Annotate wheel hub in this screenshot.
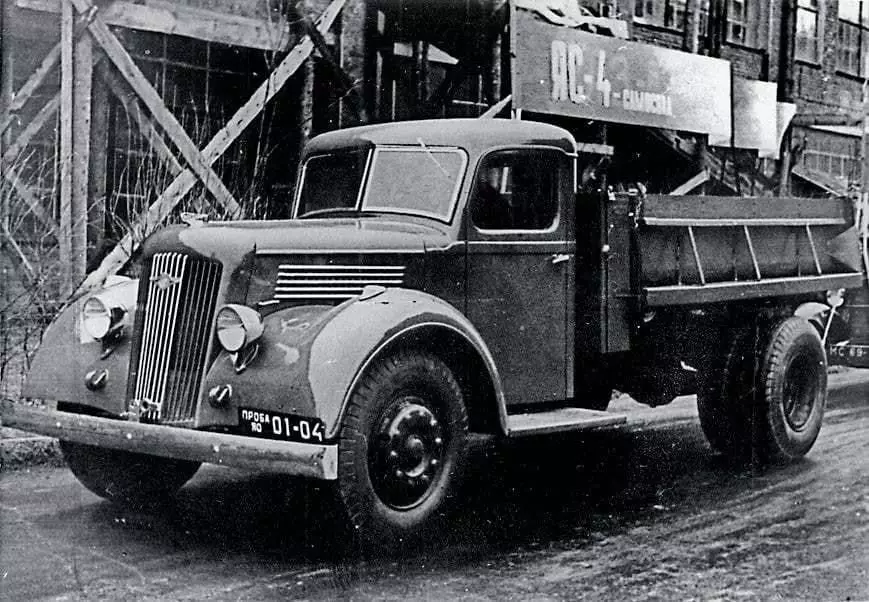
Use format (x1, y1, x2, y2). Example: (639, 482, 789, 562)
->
(783, 353, 817, 431)
(372, 397, 445, 509)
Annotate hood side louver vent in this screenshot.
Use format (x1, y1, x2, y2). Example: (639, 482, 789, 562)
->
(272, 264, 406, 303)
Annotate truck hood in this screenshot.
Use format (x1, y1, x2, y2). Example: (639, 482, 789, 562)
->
(142, 217, 452, 263)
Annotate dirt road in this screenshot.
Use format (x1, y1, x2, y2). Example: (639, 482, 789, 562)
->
(2, 377, 867, 601)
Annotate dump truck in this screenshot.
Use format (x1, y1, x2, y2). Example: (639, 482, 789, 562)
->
(4, 118, 868, 543)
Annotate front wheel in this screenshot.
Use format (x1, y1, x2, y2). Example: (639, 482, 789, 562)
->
(337, 350, 469, 546)
(60, 441, 200, 505)
(757, 317, 827, 463)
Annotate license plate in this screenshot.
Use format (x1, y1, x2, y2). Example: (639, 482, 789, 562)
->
(238, 408, 326, 443)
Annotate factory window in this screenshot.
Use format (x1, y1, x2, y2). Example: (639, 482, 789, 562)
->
(726, 0, 750, 45)
(837, 0, 868, 76)
(802, 131, 860, 182)
(796, 0, 821, 62)
(634, 0, 711, 34)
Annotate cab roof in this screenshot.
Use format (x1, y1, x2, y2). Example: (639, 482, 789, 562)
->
(303, 118, 577, 157)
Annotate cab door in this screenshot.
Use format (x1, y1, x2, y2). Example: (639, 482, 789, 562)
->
(466, 148, 572, 407)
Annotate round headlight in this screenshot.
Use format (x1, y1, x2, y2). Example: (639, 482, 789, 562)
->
(216, 305, 264, 353)
(216, 307, 246, 352)
(82, 297, 112, 339)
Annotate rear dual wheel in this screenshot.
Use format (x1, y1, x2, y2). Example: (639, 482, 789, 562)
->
(337, 350, 469, 546)
(758, 317, 827, 462)
(697, 317, 826, 464)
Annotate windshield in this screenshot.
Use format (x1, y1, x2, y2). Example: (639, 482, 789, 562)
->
(295, 145, 466, 222)
(295, 149, 370, 217)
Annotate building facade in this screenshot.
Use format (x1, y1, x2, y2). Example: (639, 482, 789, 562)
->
(1, 0, 866, 288)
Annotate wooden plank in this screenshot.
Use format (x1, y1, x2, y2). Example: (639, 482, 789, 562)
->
(669, 169, 709, 195)
(0, 46, 60, 138)
(1, 91, 61, 235)
(59, 0, 75, 294)
(576, 142, 614, 155)
(301, 13, 365, 121)
(71, 27, 92, 287)
(479, 94, 512, 119)
(644, 273, 866, 307)
(339, 0, 374, 127)
(16, 0, 291, 51)
(1, 94, 60, 167)
(76, 0, 346, 293)
(0, 6, 95, 136)
(69, 0, 241, 218)
(87, 69, 109, 257)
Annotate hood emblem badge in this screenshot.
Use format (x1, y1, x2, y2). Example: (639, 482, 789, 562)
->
(152, 272, 182, 291)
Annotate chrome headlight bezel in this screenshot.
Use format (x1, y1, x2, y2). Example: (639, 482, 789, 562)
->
(80, 278, 137, 342)
(215, 304, 264, 353)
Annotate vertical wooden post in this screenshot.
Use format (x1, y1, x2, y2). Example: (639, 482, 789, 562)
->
(299, 47, 315, 160)
(417, 41, 429, 109)
(1, 48, 13, 238)
(88, 73, 108, 265)
(341, 0, 374, 126)
(60, 0, 75, 293)
(60, 0, 91, 293)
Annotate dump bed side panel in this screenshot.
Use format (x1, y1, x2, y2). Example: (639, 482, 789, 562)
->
(636, 195, 863, 307)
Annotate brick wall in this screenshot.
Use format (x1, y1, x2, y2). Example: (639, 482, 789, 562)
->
(793, 0, 865, 116)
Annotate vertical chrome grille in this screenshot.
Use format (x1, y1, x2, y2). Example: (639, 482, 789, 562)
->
(132, 252, 222, 424)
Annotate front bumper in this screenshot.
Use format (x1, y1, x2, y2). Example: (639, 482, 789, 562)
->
(0, 400, 337, 480)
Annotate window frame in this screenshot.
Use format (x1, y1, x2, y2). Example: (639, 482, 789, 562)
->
(837, 0, 868, 76)
(725, 0, 751, 45)
(293, 149, 373, 218)
(796, 0, 822, 63)
(802, 130, 861, 182)
(470, 147, 565, 235)
(361, 146, 468, 223)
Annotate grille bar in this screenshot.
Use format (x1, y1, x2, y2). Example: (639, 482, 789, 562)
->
(272, 263, 405, 301)
(132, 253, 221, 424)
(272, 264, 406, 303)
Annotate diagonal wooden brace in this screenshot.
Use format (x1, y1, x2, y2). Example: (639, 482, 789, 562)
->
(76, 0, 347, 295)
(67, 0, 240, 218)
(0, 6, 97, 137)
(1, 95, 61, 235)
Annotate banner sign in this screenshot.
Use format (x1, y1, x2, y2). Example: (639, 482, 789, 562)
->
(512, 8, 732, 140)
(710, 79, 795, 157)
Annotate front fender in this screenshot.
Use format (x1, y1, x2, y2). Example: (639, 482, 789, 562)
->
(22, 284, 134, 416)
(200, 288, 504, 439)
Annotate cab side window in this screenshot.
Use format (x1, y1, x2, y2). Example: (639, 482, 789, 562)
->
(471, 149, 559, 231)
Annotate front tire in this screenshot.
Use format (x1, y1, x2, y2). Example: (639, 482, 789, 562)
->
(757, 317, 826, 463)
(337, 350, 469, 546)
(60, 441, 200, 505)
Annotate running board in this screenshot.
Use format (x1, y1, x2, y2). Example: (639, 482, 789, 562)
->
(505, 408, 626, 437)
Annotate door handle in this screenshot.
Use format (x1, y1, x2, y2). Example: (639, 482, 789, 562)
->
(550, 253, 572, 265)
